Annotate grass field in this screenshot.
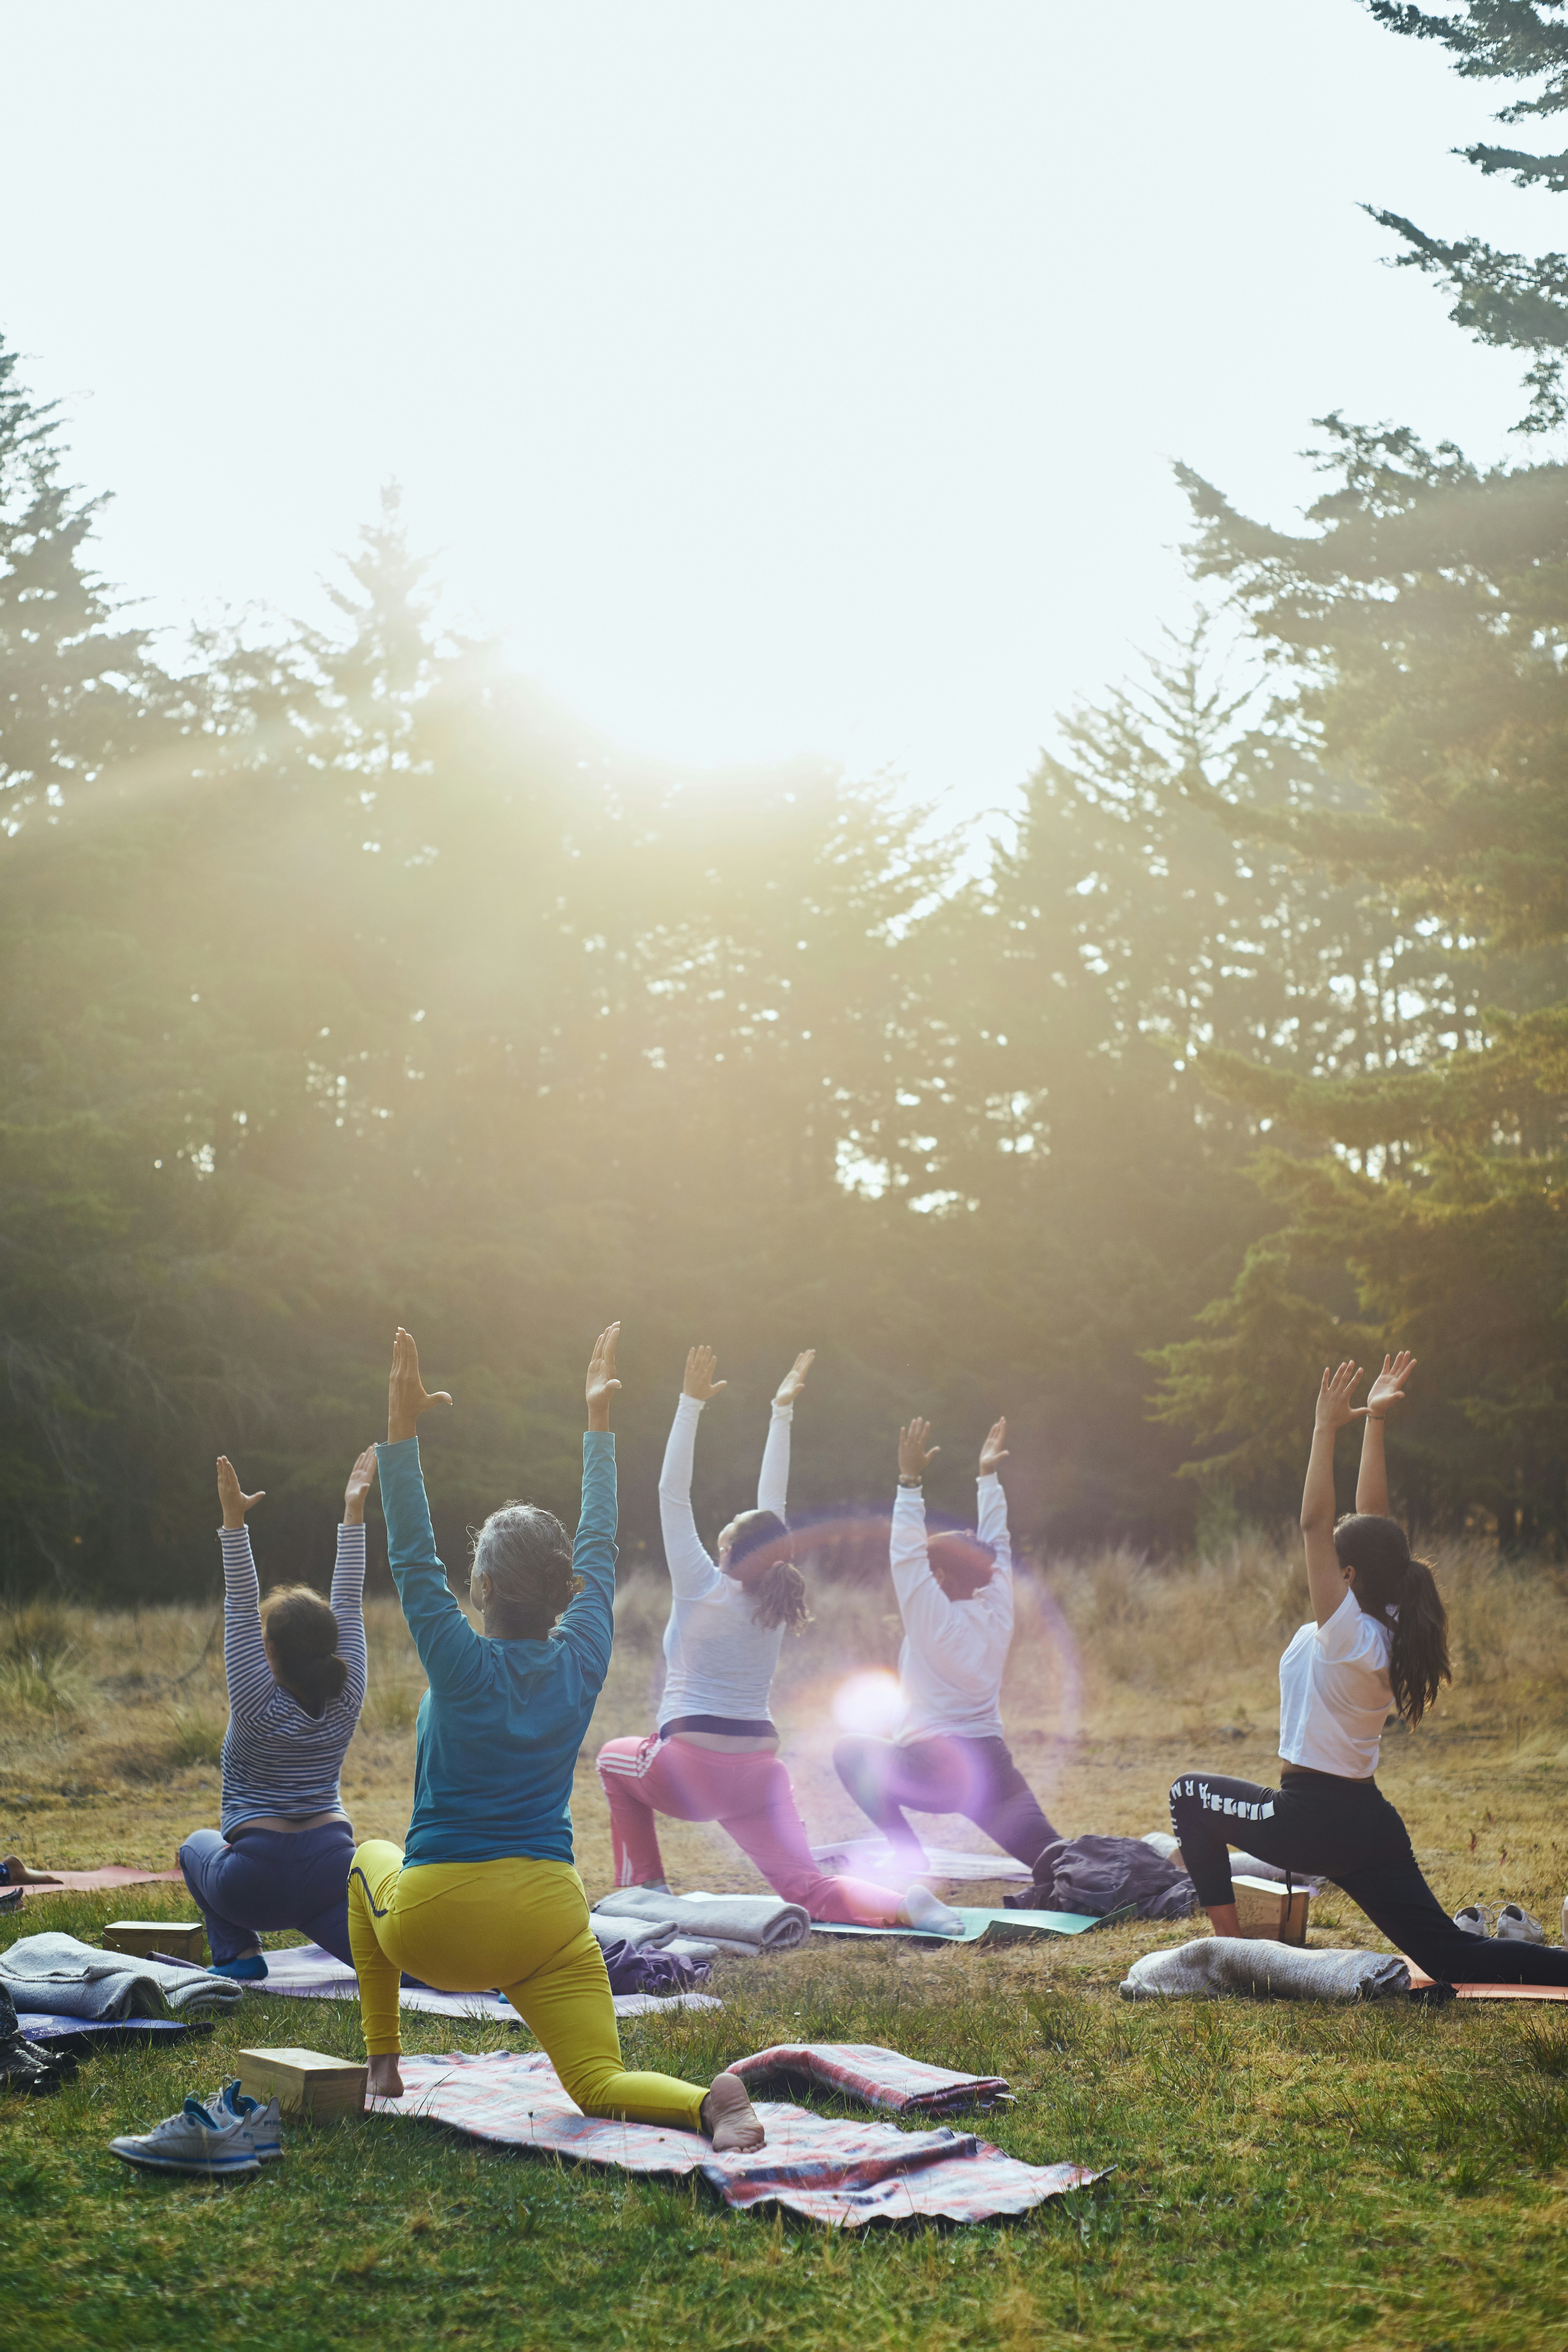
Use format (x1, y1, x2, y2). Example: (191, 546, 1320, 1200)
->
(2, 1534, 1568, 2350)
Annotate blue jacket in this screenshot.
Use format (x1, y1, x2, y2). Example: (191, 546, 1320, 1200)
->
(376, 1431, 616, 1866)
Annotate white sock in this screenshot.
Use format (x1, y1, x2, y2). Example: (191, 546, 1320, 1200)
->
(902, 1883, 964, 1936)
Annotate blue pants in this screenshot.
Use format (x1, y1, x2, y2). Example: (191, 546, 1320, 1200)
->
(178, 1822, 356, 1967)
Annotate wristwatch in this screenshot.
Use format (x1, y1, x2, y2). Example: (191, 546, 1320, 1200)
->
(898, 1475, 922, 1489)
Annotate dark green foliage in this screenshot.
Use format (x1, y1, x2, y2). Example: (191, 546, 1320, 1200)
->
(1367, 3, 1568, 427)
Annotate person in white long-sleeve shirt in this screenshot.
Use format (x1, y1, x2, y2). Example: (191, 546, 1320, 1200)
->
(833, 1414, 1059, 1873)
(596, 1347, 956, 1929)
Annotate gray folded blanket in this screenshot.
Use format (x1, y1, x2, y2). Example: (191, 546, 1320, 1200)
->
(592, 1888, 810, 1953)
(0, 1931, 243, 2019)
(585, 1913, 719, 1963)
(1120, 1936, 1410, 2002)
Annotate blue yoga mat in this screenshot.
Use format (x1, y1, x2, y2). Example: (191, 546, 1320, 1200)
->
(810, 1906, 1113, 1944)
(21, 2014, 201, 2044)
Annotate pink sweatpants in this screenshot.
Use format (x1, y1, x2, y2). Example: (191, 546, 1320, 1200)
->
(595, 1735, 908, 1926)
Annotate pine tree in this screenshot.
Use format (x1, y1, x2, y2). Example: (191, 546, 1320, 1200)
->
(1366, 2, 1568, 429)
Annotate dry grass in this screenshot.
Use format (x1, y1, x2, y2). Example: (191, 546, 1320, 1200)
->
(4, 1530, 1566, 1932)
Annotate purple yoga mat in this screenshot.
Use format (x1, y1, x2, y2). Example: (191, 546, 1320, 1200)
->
(22, 2014, 199, 2044)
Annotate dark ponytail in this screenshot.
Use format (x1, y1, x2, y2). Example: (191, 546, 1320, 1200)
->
(728, 1510, 813, 1636)
(1333, 1514, 1451, 1727)
(261, 1584, 349, 1718)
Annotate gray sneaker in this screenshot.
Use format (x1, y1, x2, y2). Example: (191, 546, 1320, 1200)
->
(1496, 1904, 1546, 1944)
(1452, 1904, 1494, 1938)
(109, 2096, 260, 2177)
(211, 2076, 283, 2160)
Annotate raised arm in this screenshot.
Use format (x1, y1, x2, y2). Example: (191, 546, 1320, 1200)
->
(757, 1349, 814, 1520)
(657, 1346, 725, 1599)
(329, 1443, 377, 1711)
(1301, 1361, 1363, 1627)
(975, 1416, 1013, 1569)
(377, 1328, 483, 1698)
(216, 1455, 274, 1724)
(552, 1325, 622, 1689)
(1356, 1351, 1415, 1518)
(889, 1418, 1001, 1677)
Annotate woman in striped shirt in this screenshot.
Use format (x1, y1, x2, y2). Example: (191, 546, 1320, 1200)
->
(177, 1445, 374, 1978)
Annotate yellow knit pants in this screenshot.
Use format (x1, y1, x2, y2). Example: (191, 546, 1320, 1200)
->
(346, 1840, 708, 2131)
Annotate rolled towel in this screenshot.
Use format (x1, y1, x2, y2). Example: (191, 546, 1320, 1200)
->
(592, 1887, 809, 1952)
(0, 1931, 243, 2020)
(1120, 1936, 1410, 2003)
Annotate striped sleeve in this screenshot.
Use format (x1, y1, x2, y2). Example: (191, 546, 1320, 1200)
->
(220, 1526, 276, 1724)
(330, 1524, 369, 1712)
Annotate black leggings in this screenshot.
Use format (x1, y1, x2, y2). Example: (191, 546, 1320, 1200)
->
(1170, 1768, 1568, 1988)
(833, 1733, 1058, 1871)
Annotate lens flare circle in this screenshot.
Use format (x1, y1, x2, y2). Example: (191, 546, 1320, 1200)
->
(830, 1667, 904, 1736)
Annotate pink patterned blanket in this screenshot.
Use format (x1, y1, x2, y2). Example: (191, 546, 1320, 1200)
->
(370, 2049, 1099, 2226)
(730, 2043, 1011, 2116)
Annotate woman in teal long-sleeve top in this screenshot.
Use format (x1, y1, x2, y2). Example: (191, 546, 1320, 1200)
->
(348, 1324, 765, 2152)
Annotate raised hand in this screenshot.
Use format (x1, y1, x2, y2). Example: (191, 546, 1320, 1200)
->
(586, 1323, 622, 1432)
(899, 1417, 940, 1481)
(216, 1456, 265, 1531)
(387, 1327, 454, 1445)
(773, 1350, 816, 1408)
(1365, 1351, 1417, 1419)
(1313, 1360, 1365, 1435)
(978, 1417, 1009, 1476)
(343, 1445, 379, 1525)
(683, 1344, 727, 1403)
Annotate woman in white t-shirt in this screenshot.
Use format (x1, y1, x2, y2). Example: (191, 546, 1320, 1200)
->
(1170, 1353, 1568, 1988)
(595, 1347, 955, 1929)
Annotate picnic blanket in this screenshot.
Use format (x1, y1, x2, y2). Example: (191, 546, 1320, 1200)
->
(371, 2048, 1100, 2226)
(811, 1906, 1109, 1945)
(0, 1931, 243, 2020)
(592, 1888, 809, 1954)
(730, 2044, 1011, 2116)
(811, 1840, 1031, 1885)
(1120, 1937, 1409, 2002)
(256, 1940, 720, 2019)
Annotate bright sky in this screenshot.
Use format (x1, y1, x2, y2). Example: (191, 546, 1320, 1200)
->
(1, 2, 1556, 824)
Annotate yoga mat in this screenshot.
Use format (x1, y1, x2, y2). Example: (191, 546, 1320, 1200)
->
(812, 1840, 1031, 1885)
(21, 2014, 202, 2045)
(810, 1906, 1114, 1945)
(1, 1868, 185, 1895)
(371, 2048, 1102, 2226)
(1404, 1964, 1568, 2002)
(255, 1941, 722, 2018)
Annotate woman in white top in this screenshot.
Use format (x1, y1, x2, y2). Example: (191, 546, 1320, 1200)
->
(595, 1347, 955, 1929)
(1171, 1354, 1568, 1987)
(833, 1415, 1059, 1871)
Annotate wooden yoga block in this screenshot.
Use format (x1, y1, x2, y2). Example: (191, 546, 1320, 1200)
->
(1232, 1875, 1310, 1946)
(238, 2046, 368, 2124)
(102, 1920, 208, 1962)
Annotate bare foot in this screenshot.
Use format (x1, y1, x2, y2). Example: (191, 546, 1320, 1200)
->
(701, 2069, 764, 2154)
(366, 2053, 405, 2100)
(2, 1856, 60, 1886)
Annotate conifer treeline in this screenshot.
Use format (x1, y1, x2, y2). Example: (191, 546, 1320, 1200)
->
(6, 2, 1568, 1593)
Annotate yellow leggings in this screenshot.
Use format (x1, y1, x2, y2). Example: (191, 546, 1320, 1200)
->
(346, 1841, 708, 2131)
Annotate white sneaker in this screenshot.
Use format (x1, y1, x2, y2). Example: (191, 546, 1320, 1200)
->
(211, 2076, 284, 2160)
(109, 2096, 260, 2177)
(1496, 1904, 1546, 1945)
(1452, 1904, 1494, 1938)
(903, 1884, 965, 1936)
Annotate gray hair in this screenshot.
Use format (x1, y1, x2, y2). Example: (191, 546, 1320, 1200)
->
(470, 1501, 577, 1632)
